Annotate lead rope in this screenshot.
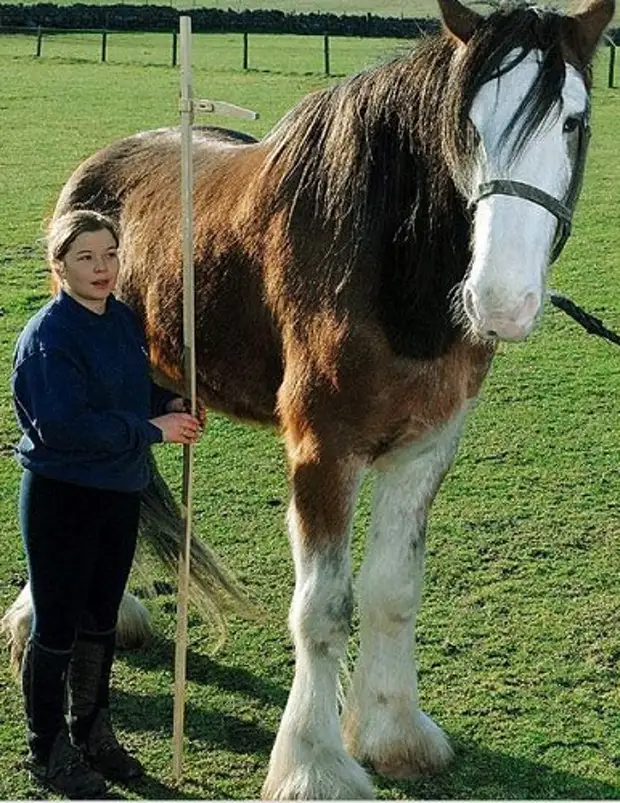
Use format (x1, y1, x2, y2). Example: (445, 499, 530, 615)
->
(548, 290, 620, 347)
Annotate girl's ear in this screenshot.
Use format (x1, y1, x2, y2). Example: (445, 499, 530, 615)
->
(51, 259, 66, 279)
(49, 262, 65, 295)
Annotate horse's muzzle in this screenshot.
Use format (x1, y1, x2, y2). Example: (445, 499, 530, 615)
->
(463, 287, 540, 342)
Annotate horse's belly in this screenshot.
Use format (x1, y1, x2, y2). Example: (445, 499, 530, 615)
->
(197, 358, 282, 425)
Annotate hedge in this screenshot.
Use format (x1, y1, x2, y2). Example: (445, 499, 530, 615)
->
(0, 4, 616, 44)
(0, 4, 440, 36)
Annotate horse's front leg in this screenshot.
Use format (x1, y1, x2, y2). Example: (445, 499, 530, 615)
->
(342, 410, 467, 779)
(262, 441, 373, 800)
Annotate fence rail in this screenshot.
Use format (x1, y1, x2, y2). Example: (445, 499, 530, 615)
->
(0, 25, 402, 74)
(0, 24, 617, 83)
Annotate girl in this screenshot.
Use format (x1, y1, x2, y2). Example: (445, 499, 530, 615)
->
(12, 209, 201, 799)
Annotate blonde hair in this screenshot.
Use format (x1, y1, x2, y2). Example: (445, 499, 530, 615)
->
(47, 210, 120, 294)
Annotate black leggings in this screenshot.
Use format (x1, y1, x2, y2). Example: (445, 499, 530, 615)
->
(20, 470, 141, 651)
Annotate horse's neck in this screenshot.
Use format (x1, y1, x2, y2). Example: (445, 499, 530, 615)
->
(374, 152, 471, 359)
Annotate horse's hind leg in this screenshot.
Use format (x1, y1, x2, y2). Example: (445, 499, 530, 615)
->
(1, 583, 34, 675)
(342, 410, 467, 779)
(2, 584, 151, 677)
(262, 437, 374, 800)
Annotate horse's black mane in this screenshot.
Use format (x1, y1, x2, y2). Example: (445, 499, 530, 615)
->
(263, 4, 577, 359)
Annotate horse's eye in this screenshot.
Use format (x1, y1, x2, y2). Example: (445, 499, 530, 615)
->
(563, 116, 580, 134)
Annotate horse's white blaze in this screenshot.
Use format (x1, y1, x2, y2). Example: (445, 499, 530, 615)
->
(263, 498, 374, 800)
(343, 407, 469, 775)
(465, 52, 589, 341)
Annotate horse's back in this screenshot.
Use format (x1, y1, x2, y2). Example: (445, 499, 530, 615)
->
(54, 126, 258, 221)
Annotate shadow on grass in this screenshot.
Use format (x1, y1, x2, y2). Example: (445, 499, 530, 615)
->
(117, 631, 288, 708)
(100, 716, 620, 801)
(114, 637, 620, 798)
(109, 773, 198, 801)
(112, 685, 275, 756)
(372, 736, 620, 800)
(18, 760, 193, 802)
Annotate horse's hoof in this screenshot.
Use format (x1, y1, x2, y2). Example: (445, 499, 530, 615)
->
(262, 751, 375, 800)
(347, 709, 454, 779)
(372, 758, 419, 780)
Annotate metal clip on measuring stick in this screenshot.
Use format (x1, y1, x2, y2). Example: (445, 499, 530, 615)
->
(177, 97, 259, 120)
(196, 99, 259, 120)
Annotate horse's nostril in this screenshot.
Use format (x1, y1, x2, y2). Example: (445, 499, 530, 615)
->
(487, 330, 498, 338)
(515, 292, 539, 326)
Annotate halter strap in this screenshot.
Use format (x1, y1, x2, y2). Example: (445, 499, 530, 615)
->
(473, 113, 590, 264)
(474, 179, 573, 263)
(475, 180, 572, 226)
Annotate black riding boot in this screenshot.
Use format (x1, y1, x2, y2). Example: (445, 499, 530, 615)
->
(22, 639, 107, 800)
(69, 630, 143, 783)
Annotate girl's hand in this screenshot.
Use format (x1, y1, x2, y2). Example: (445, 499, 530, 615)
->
(165, 397, 207, 428)
(150, 412, 201, 444)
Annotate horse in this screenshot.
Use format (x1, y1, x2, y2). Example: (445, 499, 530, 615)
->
(3, 0, 614, 797)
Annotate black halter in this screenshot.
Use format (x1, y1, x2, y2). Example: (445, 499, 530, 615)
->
(474, 104, 591, 264)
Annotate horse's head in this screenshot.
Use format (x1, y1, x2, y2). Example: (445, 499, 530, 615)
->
(439, 0, 614, 342)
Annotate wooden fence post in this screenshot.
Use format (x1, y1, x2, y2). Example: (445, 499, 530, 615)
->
(323, 32, 330, 76)
(608, 42, 616, 89)
(35, 26, 43, 57)
(243, 31, 248, 70)
(101, 29, 107, 62)
(172, 29, 178, 67)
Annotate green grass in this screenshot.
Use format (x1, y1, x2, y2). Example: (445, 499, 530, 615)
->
(5, 29, 414, 75)
(0, 32, 619, 801)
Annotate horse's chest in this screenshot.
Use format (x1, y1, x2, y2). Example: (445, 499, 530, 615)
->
(370, 341, 493, 457)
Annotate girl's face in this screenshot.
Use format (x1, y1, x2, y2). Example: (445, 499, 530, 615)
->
(57, 228, 120, 314)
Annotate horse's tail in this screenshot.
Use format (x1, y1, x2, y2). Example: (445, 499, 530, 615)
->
(136, 451, 253, 643)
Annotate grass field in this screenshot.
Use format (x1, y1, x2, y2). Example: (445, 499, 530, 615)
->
(0, 28, 619, 802)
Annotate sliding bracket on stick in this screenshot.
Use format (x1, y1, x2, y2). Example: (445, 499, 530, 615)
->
(195, 98, 259, 120)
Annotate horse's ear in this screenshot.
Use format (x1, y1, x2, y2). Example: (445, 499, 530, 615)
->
(563, 0, 615, 65)
(437, 0, 482, 44)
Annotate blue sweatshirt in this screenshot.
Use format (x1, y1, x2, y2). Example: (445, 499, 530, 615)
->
(12, 290, 176, 492)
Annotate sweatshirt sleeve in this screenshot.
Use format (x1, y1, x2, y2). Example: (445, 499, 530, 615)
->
(13, 348, 163, 453)
(150, 382, 180, 417)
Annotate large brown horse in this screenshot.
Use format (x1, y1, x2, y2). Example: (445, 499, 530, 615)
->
(4, 0, 615, 797)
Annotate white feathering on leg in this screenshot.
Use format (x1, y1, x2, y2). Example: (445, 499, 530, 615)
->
(2, 584, 151, 677)
(343, 408, 471, 779)
(1, 583, 33, 676)
(116, 592, 152, 651)
(263, 501, 374, 801)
